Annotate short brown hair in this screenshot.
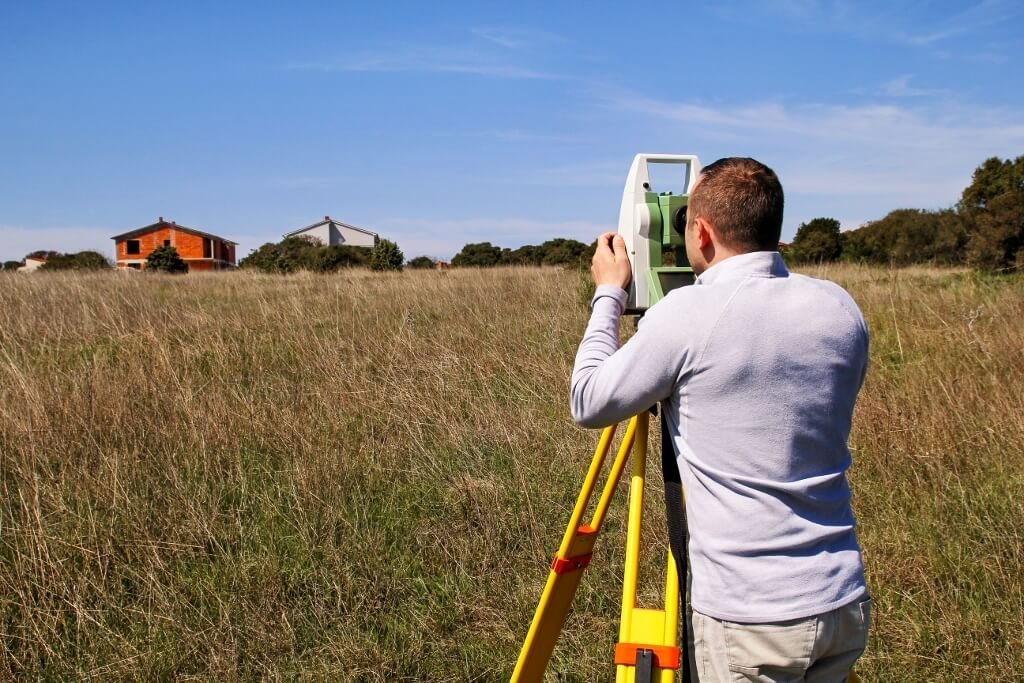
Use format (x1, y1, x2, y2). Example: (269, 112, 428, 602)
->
(689, 157, 784, 251)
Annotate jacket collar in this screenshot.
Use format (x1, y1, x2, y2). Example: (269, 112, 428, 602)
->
(695, 251, 789, 285)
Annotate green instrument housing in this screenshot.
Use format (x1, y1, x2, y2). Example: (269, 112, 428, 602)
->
(643, 191, 695, 308)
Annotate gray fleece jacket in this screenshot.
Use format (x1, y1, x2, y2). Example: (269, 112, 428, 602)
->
(571, 251, 868, 622)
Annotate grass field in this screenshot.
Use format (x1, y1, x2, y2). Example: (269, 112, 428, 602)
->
(1, 265, 1022, 681)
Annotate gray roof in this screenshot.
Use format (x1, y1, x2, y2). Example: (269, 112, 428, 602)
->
(284, 217, 378, 239)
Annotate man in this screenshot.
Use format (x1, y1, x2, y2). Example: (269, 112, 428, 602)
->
(571, 157, 870, 682)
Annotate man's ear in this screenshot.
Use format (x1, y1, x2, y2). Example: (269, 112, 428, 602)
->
(695, 217, 713, 250)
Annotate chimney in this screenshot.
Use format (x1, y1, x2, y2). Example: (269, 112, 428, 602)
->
(171, 221, 176, 225)
(325, 215, 330, 221)
(158, 216, 163, 222)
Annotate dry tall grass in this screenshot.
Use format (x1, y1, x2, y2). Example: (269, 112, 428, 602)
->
(0, 265, 1021, 680)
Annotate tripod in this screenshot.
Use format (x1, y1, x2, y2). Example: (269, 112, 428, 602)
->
(512, 411, 685, 682)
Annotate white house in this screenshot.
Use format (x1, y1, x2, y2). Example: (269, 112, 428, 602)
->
(17, 257, 47, 273)
(284, 216, 378, 248)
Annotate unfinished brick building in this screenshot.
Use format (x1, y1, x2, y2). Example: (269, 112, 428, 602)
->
(112, 218, 236, 271)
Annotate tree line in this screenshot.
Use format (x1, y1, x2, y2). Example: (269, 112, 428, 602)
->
(786, 155, 1024, 271)
(449, 238, 594, 267)
(8, 155, 1021, 274)
(2, 250, 111, 272)
(238, 236, 404, 273)
(237, 236, 595, 272)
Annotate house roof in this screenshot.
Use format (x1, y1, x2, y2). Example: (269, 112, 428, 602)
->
(111, 220, 238, 245)
(283, 216, 378, 239)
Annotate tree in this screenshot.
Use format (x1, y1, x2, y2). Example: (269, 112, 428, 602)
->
(26, 250, 61, 261)
(41, 250, 112, 270)
(146, 245, 189, 273)
(407, 256, 435, 269)
(538, 238, 589, 266)
(452, 242, 503, 267)
(238, 236, 371, 273)
(787, 218, 843, 263)
(966, 191, 1024, 271)
(960, 156, 1024, 212)
(503, 244, 542, 266)
(370, 239, 404, 271)
(960, 155, 1024, 271)
(838, 209, 967, 266)
(310, 244, 371, 271)
(3, 261, 22, 271)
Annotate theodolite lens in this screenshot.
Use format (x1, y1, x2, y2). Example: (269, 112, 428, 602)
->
(672, 207, 687, 235)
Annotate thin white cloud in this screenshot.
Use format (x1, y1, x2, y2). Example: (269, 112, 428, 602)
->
(893, 0, 1013, 46)
(600, 90, 1024, 154)
(593, 88, 1024, 236)
(469, 26, 566, 50)
(527, 162, 625, 187)
(718, 0, 1016, 59)
(287, 44, 558, 80)
(465, 129, 588, 144)
(880, 75, 949, 98)
(269, 176, 352, 189)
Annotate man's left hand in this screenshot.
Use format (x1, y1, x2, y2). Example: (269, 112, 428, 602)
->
(591, 232, 632, 291)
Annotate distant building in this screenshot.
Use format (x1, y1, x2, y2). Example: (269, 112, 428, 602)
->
(284, 216, 378, 249)
(17, 257, 47, 273)
(434, 260, 450, 270)
(112, 218, 237, 271)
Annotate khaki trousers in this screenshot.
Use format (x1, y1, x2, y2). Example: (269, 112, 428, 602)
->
(690, 599, 871, 683)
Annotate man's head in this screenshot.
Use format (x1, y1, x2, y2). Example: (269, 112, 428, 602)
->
(685, 157, 784, 275)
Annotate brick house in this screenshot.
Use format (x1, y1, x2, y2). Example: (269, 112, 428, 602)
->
(112, 218, 237, 271)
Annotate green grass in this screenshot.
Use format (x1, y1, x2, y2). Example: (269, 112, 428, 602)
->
(1, 265, 1022, 680)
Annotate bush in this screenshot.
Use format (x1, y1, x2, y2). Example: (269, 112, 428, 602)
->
(40, 251, 112, 271)
(146, 246, 188, 273)
(407, 256, 436, 269)
(370, 239, 404, 272)
(453, 238, 592, 268)
(239, 237, 373, 274)
(787, 218, 842, 264)
(452, 242, 503, 267)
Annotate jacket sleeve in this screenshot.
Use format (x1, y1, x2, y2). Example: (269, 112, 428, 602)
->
(570, 285, 687, 428)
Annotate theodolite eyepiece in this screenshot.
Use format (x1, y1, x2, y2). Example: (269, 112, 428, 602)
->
(616, 154, 702, 313)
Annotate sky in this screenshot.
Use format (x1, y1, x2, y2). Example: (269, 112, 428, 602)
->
(2, 1, 1023, 263)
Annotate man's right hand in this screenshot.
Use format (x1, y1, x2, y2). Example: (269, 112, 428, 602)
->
(591, 232, 632, 291)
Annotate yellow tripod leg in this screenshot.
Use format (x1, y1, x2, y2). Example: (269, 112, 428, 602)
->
(512, 418, 639, 682)
(615, 412, 681, 683)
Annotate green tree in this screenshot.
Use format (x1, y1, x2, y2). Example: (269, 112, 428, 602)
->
(26, 250, 61, 261)
(503, 244, 542, 266)
(3, 260, 23, 271)
(960, 156, 1024, 212)
(146, 245, 189, 273)
(538, 238, 589, 266)
(370, 239, 404, 271)
(787, 218, 843, 263)
(41, 251, 112, 270)
(407, 256, 436, 269)
(839, 209, 967, 266)
(239, 236, 371, 273)
(309, 244, 371, 272)
(960, 155, 1024, 271)
(966, 191, 1024, 271)
(452, 242, 503, 267)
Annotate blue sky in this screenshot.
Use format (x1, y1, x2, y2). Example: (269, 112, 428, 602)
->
(2, 1, 1022, 263)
